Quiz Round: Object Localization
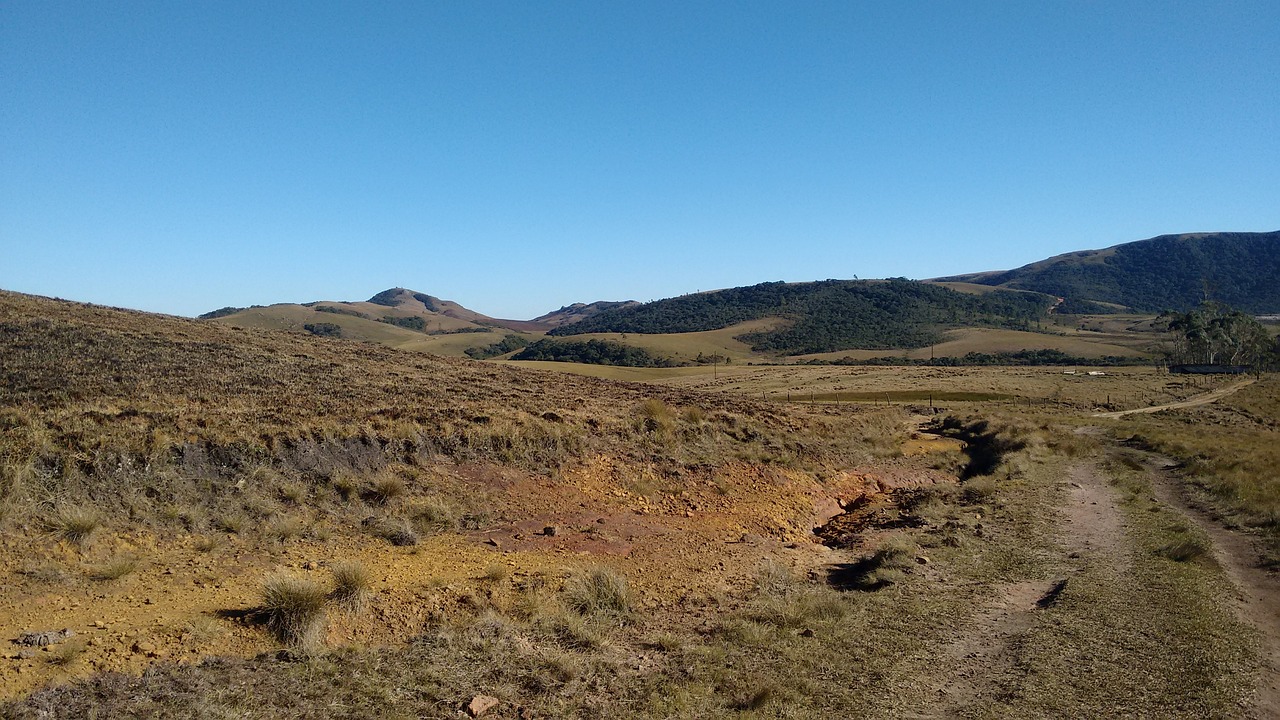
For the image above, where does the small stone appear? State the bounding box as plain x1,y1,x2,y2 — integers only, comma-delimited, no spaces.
132,641,156,655
484,537,501,548
915,556,930,565
467,695,500,717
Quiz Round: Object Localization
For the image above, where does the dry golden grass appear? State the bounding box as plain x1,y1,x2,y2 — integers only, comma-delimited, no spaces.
329,560,372,613
259,574,327,650
1,289,1267,718
2,290,877,534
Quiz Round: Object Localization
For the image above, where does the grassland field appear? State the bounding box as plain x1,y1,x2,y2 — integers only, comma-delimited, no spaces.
2,290,1277,718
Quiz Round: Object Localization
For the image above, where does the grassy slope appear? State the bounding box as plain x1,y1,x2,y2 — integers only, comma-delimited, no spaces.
941,231,1280,313
210,303,539,356
1,409,1260,718
796,327,1150,362
0,290,1267,717
556,318,781,363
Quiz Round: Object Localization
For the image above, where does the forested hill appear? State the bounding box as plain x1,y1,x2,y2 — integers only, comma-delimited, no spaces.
939,231,1280,314
548,279,1053,355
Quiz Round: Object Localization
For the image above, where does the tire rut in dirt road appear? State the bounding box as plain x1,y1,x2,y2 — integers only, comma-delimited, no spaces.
1135,451,1280,719
910,460,1129,718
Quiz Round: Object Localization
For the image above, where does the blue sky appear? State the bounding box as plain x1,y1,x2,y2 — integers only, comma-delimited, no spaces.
3,2,1277,319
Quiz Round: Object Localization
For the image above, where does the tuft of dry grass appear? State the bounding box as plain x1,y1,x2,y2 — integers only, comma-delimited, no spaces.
331,474,359,502
192,534,227,553
563,566,631,617
213,514,246,534
264,514,306,542
87,554,140,581
368,517,419,546
754,557,795,596
637,398,676,437
961,476,1000,505
44,504,102,546
682,406,707,424
45,639,88,667
407,498,456,533
830,535,917,591
367,472,406,505
329,560,372,612
483,563,511,583
279,483,308,505
1157,537,1210,563
260,574,328,650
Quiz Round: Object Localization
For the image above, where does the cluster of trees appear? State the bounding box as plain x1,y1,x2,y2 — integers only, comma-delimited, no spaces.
464,334,531,360
198,306,246,320
512,339,679,367
1054,298,1117,315
550,279,1052,355
366,289,404,307
368,289,442,312
303,322,342,338
314,305,370,319
380,315,427,332
1161,302,1273,367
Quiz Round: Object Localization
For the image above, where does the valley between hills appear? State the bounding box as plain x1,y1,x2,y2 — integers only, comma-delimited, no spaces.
1,229,1279,718
201,231,1279,372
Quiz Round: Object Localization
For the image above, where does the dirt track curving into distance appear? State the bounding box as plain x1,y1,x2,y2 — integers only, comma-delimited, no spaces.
1091,377,1255,418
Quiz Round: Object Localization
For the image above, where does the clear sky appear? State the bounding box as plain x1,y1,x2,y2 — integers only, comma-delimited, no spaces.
3,2,1278,320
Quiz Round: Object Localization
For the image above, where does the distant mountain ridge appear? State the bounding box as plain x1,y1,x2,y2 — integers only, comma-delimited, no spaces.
936,231,1280,314
195,230,1277,360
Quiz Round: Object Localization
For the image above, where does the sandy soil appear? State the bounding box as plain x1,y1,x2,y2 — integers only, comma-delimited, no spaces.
0,454,949,700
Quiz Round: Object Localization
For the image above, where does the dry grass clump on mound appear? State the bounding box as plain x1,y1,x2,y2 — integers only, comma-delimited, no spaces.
42,504,102,546
329,561,372,612
260,574,329,650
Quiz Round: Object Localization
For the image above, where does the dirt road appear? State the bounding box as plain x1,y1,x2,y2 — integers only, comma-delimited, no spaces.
916,460,1132,718
1139,452,1280,717
1092,377,1255,418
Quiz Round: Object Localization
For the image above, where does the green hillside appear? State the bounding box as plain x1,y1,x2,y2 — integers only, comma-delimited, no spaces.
548,279,1054,355
939,231,1280,314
